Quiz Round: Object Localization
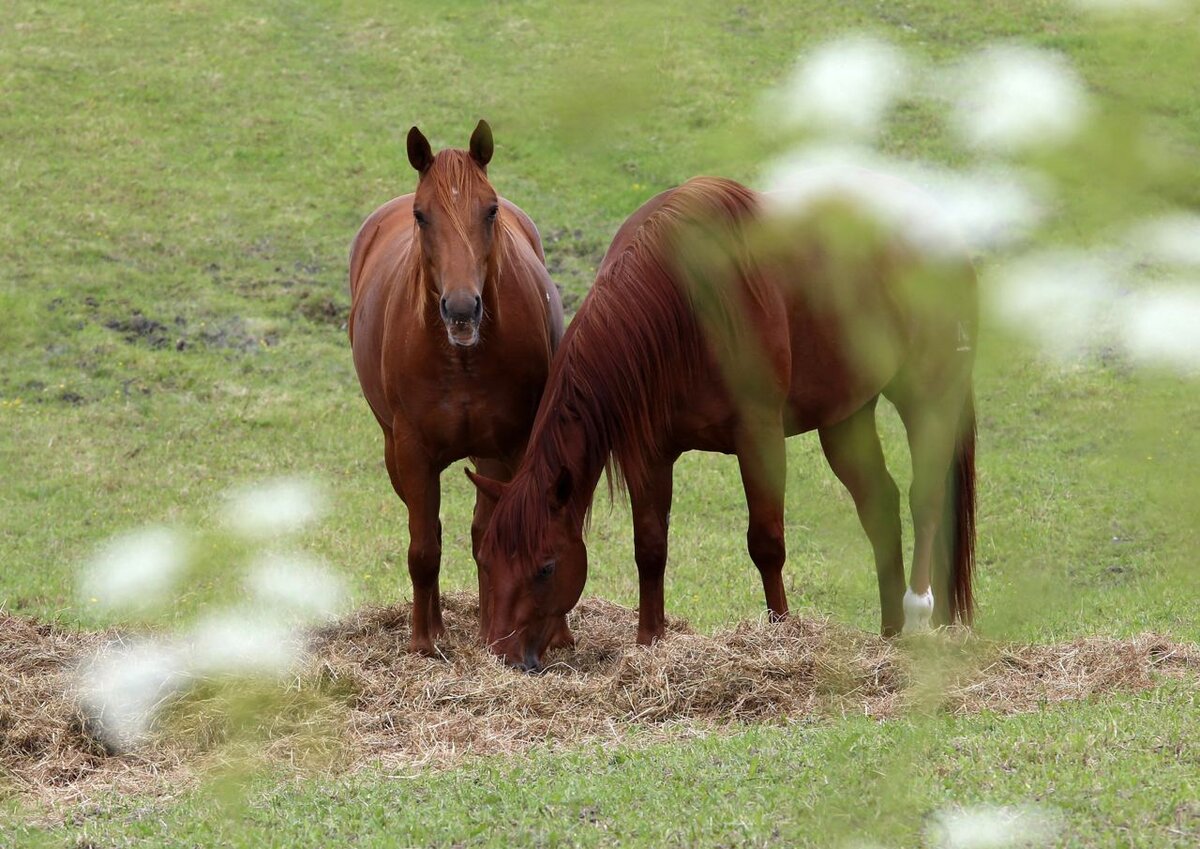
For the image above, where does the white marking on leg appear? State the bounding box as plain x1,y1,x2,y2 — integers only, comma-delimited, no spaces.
903,588,935,634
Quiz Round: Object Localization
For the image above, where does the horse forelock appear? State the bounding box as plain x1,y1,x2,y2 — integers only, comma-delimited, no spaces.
486,177,761,576
424,149,496,248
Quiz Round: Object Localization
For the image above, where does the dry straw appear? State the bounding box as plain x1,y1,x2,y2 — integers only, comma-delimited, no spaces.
2,594,1197,808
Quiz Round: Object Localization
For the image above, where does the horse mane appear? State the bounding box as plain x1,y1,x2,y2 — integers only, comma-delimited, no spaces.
486,177,761,570
400,149,517,325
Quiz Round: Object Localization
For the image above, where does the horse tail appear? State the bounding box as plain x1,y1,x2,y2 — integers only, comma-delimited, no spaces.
939,386,976,625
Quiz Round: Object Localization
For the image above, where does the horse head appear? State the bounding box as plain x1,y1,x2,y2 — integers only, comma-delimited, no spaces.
407,120,499,348
467,465,589,672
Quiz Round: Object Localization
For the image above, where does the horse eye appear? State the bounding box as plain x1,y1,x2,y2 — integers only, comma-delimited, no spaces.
413,210,428,227
535,560,555,581
486,204,499,223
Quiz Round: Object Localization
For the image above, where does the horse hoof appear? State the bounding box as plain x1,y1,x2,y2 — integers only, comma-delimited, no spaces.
902,588,934,635
409,638,438,657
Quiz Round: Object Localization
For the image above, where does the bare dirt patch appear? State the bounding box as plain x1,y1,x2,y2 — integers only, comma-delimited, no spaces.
2,595,1197,807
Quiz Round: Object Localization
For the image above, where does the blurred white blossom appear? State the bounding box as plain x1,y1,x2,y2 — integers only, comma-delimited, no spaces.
221,477,326,539
78,639,189,751
247,551,346,622
763,145,1045,255
188,612,300,676
1126,213,1200,267
950,45,1090,154
1121,287,1200,371
989,250,1120,358
81,526,189,611
929,804,1064,848
773,36,911,138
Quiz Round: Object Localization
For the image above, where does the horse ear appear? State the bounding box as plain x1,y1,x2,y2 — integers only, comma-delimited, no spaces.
548,465,573,512
469,119,493,170
407,126,434,175
465,467,507,503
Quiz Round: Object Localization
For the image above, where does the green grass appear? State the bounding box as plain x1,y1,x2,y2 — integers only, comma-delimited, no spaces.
3,0,1199,846
6,683,1198,848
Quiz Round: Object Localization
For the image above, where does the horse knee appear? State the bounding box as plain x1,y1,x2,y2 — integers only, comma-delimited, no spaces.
747,524,785,573
634,533,668,576
407,538,441,583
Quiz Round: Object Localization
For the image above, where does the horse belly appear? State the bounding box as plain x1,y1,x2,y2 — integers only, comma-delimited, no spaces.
782,288,906,433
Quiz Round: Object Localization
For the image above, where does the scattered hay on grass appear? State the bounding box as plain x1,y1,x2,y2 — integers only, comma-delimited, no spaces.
2,593,1197,807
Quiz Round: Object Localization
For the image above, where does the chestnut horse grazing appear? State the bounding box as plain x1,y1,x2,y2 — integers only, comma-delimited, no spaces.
469,176,977,671
349,121,566,655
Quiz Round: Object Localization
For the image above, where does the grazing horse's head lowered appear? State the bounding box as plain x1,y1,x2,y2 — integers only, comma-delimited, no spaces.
406,120,499,348
468,460,592,672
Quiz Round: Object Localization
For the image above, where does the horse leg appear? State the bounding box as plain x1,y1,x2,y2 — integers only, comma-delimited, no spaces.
895,396,964,633
630,458,676,645
818,398,906,637
736,420,789,620
470,457,508,644
389,427,444,655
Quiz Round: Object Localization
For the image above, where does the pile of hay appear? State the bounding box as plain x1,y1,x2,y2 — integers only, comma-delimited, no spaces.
2,594,1197,805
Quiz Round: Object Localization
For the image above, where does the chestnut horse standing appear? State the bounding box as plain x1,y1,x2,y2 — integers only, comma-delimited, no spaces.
469,176,977,671
349,121,565,655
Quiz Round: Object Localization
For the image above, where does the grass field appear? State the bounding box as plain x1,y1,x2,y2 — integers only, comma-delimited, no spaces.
3,1,1199,846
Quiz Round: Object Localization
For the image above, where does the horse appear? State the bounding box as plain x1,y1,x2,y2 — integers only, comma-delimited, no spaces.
348,120,568,655
468,175,978,671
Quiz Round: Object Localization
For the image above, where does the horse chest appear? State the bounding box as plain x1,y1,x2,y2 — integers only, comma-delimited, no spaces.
388,351,534,460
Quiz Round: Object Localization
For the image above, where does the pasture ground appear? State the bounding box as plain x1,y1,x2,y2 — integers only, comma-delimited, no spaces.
3,1,1199,846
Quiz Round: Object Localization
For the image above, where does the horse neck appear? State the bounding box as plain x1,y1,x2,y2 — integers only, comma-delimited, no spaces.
481,226,511,328
523,375,609,526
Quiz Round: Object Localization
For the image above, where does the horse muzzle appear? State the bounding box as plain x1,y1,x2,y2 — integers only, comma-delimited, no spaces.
441,293,483,347
486,627,542,673
515,648,543,674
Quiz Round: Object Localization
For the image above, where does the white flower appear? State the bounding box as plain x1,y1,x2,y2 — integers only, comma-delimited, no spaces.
950,45,1090,154
81,526,189,611
1126,213,1200,268
988,250,1121,357
187,612,300,676
929,804,1064,848
221,477,326,539
77,639,189,751
762,145,1045,255
774,36,911,138
247,551,346,622
1121,287,1200,372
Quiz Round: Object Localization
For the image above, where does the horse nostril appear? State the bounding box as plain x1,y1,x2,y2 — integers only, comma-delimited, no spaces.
473,295,482,321
439,295,450,320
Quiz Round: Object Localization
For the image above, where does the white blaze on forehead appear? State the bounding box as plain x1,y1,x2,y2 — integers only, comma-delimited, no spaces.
773,35,911,138
950,44,1090,154
81,525,189,611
